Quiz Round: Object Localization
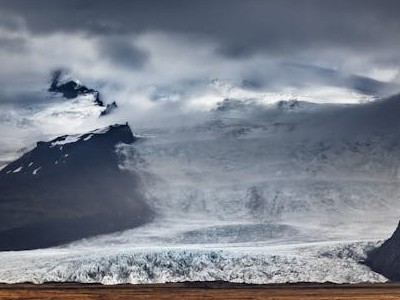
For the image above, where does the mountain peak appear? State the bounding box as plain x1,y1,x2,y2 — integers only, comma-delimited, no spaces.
48,123,135,148
1,123,135,177
48,70,103,104
48,70,117,116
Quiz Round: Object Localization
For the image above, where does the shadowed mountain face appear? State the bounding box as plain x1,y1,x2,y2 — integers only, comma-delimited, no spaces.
0,124,154,251
366,222,400,281
281,63,390,96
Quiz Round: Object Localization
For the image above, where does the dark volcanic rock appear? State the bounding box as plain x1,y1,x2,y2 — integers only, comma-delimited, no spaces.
49,70,103,105
366,221,400,281
48,70,117,116
0,124,154,251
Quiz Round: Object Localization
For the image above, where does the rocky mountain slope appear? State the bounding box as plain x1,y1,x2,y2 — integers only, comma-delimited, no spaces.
0,124,154,251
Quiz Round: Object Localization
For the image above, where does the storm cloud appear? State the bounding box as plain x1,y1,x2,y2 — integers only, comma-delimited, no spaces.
97,36,149,69
1,1,400,56
0,0,399,111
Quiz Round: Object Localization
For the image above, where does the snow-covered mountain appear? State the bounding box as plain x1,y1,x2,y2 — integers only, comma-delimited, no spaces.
0,124,154,251
0,72,120,169
208,77,378,106
128,96,400,231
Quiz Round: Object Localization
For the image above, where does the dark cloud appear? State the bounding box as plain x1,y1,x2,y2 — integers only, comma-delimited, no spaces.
0,0,399,109
215,44,254,60
0,0,399,58
97,36,149,69
0,13,22,31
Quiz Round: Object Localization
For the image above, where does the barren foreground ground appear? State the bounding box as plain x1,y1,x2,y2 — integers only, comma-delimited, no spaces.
0,282,400,299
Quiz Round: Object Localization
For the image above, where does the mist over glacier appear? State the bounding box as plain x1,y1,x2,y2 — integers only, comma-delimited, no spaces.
1,95,400,283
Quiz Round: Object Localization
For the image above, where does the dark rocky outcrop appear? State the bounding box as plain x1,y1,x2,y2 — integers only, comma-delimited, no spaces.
48,70,117,116
48,70,103,104
100,101,118,116
0,124,154,251
365,221,400,281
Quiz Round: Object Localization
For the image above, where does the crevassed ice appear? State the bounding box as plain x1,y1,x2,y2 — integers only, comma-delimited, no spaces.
0,242,386,284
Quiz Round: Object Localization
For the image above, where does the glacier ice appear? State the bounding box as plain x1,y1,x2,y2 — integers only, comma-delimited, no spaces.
0,241,386,284
2,97,400,283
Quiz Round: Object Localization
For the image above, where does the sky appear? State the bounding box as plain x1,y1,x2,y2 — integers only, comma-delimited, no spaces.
0,0,399,144
0,0,400,105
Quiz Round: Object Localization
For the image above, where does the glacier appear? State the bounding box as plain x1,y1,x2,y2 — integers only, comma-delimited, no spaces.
0,241,386,284
1,96,400,283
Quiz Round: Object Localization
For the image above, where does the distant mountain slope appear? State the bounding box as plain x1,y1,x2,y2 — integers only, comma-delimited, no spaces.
0,124,154,251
